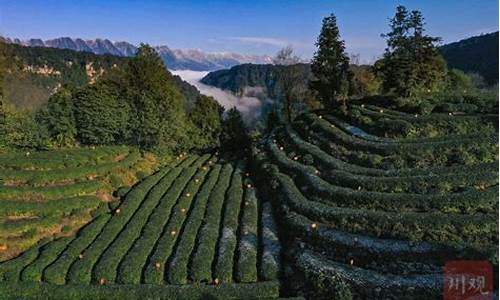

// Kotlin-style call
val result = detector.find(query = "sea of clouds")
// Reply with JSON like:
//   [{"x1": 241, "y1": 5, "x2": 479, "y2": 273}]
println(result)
[{"x1": 171, "y1": 70, "x2": 272, "y2": 125}]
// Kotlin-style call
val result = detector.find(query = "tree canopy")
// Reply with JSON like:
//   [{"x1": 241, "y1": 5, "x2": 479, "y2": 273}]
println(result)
[
  {"x1": 310, "y1": 13, "x2": 351, "y2": 108},
  {"x1": 30, "y1": 44, "x2": 224, "y2": 154},
  {"x1": 375, "y1": 5, "x2": 448, "y2": 97}
]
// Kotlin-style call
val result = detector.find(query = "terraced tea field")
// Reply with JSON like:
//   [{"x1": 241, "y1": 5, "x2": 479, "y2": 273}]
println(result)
[
  {"x1": 0, "y1": 104, "x2": 497, "y2": 299},
  {"x1": 0, "y1": 154, "x2": 282, "y2": 299},
  {"x1": 0, "y1": 146, "x2": 147, "y2": 261},
  {"x1": 255, "y1": 105, "x2": 498, "y2": 299}
]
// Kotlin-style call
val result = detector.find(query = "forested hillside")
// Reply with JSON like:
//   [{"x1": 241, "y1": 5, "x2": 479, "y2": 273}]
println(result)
[
  {"x1": 440, "y1": 31, "x2": 499, "y2": 85},
  {"x1": 201, "y1": 64, "x2": 312, "y2": 98},
  {"x1": 1, "y1": 42, "x2": 127, "y2": 110},
  {"x1": 0, "y1": 42, "x2": 202, "y2": 110}
]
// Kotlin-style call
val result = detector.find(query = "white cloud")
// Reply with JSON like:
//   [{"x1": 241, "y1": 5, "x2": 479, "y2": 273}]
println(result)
[
  {"x1": 224, "y1": 36, "x2": 289, "y2": 47},
  {"x1": 220, "y1": 36, "x2": 314, "y2": 50},
  {"x1": 171, "y1": 70, "x2": 268, "y2": 125}
]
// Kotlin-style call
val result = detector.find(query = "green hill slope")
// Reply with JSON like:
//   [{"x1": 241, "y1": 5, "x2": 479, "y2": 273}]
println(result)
[{"x1": 440, "y1": 31, "x2": 499, "y2": 85}]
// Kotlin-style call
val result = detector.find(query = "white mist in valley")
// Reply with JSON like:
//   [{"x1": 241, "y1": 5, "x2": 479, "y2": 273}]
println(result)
[{"x1": 171, "y1": 70, "x2": 271, "y2": 125}]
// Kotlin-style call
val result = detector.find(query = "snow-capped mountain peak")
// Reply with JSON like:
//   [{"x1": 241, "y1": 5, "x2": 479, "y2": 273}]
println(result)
[{"x1": 2, "y1": 36, "x2": 273, "y2": 71}]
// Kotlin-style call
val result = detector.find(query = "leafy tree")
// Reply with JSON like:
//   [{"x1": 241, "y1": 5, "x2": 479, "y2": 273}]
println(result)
[
  {"x1": 73, "y1": 81, "x2": 129, "y2": 145},
  {"x1": 274, "y1": 46, "x2": 305, "y2": 122},
  {"x1": 0, "y1": 43, "x2": 6, "y2": 142},
  {"x1": 0, "y1": 44, "x2": 50, "y2": 150},
  {"x1": 36, "y1": 88, "x2": 77, "y2": 147},
  {"x1": 447, "y1": 69, "x2": 479, "y2": 92},
  {"x1": 349, "y1": 65, "x2": 382, "y2": 97},
  {"x1": 220, "y1": 107, "x2": 251, "y2": 156},
  {"x1": 189, "y1": 95, "x2": 224, "y2": 149},
  {"x1": 124, "y1": 44, "x2": 190, "y2": 153},
  {"x1": 0, "y1": 102, "x2": 49, "y2": 149},
  {"x1": 0, "y1": 42, "x2": 5, "y2": 99},
  {"x1": 375, "y1": 5, "x2": 447, "y2": 97},
  {"x1": 273, "y1": 45, "x2": 301, "y2": 65},
  {"x1": 310, "y1": 13, "x2": 351, "y2": 108}
]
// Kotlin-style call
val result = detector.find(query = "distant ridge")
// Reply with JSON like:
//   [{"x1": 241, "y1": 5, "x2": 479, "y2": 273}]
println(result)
[
  {"x1": 1, "y1": 36, "x2": 273, "y2": 71},
  {"x1": 440, "y1": 31, "x2": 499, "y2": 85}
]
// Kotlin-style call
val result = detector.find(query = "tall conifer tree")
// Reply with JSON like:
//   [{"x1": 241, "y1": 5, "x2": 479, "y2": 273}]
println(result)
[
  {"x1": 310, "y1": 13, "x2": 350, "y2": 108},
  {"x1": 376, "y1": 5, "x2": 447, "y2": 97}
]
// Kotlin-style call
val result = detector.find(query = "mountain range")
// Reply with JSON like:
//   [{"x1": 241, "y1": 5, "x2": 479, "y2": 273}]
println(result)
[{"x1": 1, "y1": 36, "x2": 273, "y2": 71}]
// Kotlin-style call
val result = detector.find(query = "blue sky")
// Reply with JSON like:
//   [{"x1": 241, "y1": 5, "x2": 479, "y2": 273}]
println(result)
[{"x1": 1, "y1": 0, "x2": 498, "y2": 63}]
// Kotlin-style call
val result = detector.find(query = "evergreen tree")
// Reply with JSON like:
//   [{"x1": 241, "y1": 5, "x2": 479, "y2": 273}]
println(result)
[
  {"x1": 310, "y1": 13, "x2": 351, "y2": 108},
  {"x1": 376, "y1": 5, "x2": 447, "y2": 97}
]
